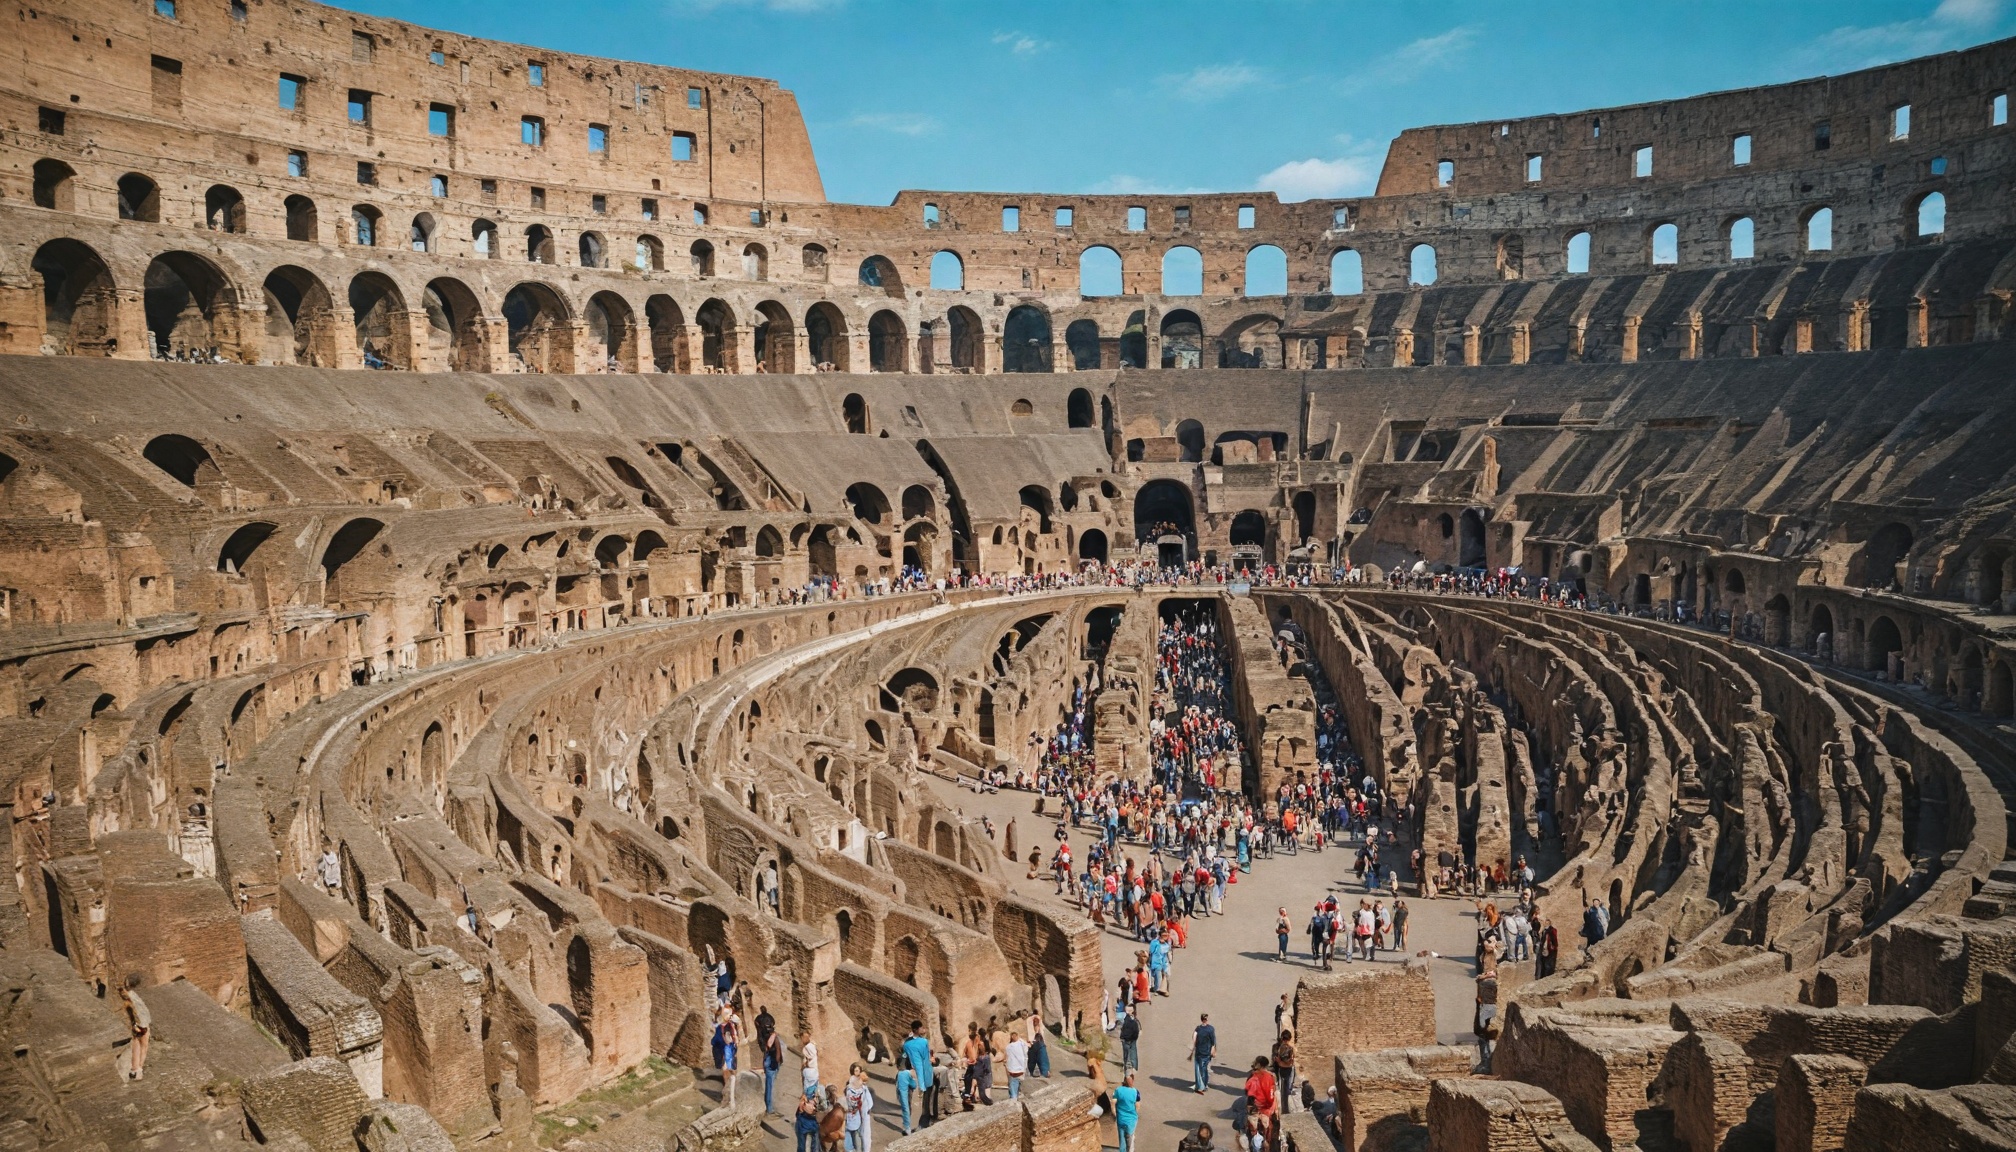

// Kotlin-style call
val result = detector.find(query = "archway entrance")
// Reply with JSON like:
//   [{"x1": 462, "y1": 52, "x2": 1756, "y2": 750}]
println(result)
[
  {"x1": 33, "y1": 240, "x2": 118, "y2": 356},
  {"x1": 1003, "y1": 305, "x2": 1052, "y2": 372},
  {"x1": 1134, "y1": 479, "x2": 1194, "y2": 567}
]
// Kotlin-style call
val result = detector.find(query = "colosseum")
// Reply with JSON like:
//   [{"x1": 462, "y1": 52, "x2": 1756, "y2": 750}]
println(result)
[{"x1": 3, "y1": 3, "x2": 2016, "y2": 1151}]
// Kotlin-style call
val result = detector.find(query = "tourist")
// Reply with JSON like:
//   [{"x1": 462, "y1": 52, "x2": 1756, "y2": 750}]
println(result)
[
  {"x1": 1025, "y1": 1008, "x2": 1051, "y2": 1078},
  {"x1": 1581, "y1": 899, "x2": 1609, "y2": 956},
  {"x1": 763, "y1": 1024, "x2": 786, "y2": 1115},
  {"x1": 1272, "y1": 1029, "x2": 1298, "y2": 1113},
  {"x1": 1536, "y1": 915, "x2": 1559, "y2": 978},
  {"x1": 1005, "y1": 1028, "x2": 1028, "y2": 1098},
  {"x1": 1119, "y1": 1003, "x2": 1141, "y2": 1071},
  {"x1": 795, "y1": 1084, "x2": 823, "y2": 1152},
  {"x1": 718, "y1": 1005, "x2": 741, "y2": 1107},
  {"x1": 800, "y1": 1030, "x2": 821, "y2": 1096},
  {"x1": 317, "y1": 843, "x2": 342, "y2": 897},
  {"x1": 1086, "y1": 1048, "x2": 1112, "y2": 1118},
  {"x1": 1190, "y1": 1012, "x2": 1216, "y2": 1094},
  {"x1": 1393, "y1": 898, "x2": 1410, "y2": 950},
  {"x1": 1178, "y1": 1122, "x2": 1219, "y2": 1152},
  {"x1": 1276, "y1": 906, "x2": 1291, "y2": 962},
  {"x1": 1243, "y1": 1056, "x2": 1278, "y2": 1149},
  {"x1": 121, "y1": 974, "x2": 150, "y2": 1081},
  {"x1": 898, "y1": 1021, "x2": 931, "y2": 1132},
  {"x1": 843, "y1": 1064, "x2": 874, "y2": 1151},
  {"x1": 1113, "y1": 1070, "x2": 1141, "y2": 1152}
]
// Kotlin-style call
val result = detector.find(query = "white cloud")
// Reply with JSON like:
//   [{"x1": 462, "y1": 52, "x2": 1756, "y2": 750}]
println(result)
[
  {"x1": 1335, "y1": 25, "x2": 1478, "y2": 95},
  {"x1": 1158, "y1": 62, "x2": 1267, "y2": 103},
  {"x1": 1800, "y1": 0, "x2": 2007, "y2": 71},
  {"x1": 842, "y1": 112, "x2": 940, "y2": 137},
  {"x1": 1254, "y1": 156, "x2": 1380, "y2": 202},
  {"x1": 991, "y1": 30, "x2": 1051, "y2": 56}
]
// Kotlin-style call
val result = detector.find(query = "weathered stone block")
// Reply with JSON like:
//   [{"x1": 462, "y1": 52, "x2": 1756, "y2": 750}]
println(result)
[
  {"x1": 1297, "y1": 958, "x2": 1438, "y2": 1069},
  {"x1": 240, "y1": 1056, "x2": 371, "y2": 1152},
  {"x1": 1775, "y1": 1054, "x2": 1864, "y2": 1152},
  {"x1": 1426, "y1": 1078, "x2": 1600, "y2": 1152},
  {"x1": 1335, "y1": 1045, "x2": 1475, "y2": 1152}
]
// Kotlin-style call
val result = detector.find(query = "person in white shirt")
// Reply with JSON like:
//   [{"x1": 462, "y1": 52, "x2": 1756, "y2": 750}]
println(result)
[
  {"x1": 800, "y1": 1031, "x2": 820, "y2": 1095},
  {"x1": 1005, "y1": 1034, "x2": 1029, "y2": 1098},
  {"x1": 317, "y1": 846, "x2": 342, "y2": 896}
]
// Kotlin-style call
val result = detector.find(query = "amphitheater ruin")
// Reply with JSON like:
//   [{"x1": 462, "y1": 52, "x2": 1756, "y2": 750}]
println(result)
[{"x1": 3, "y1": 3, "x2": 2016, "y2": 1150}]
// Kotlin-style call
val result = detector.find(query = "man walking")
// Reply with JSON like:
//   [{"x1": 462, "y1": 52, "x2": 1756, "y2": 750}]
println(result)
[
  {"x1": 1272, "y1": 1029, "x2": 1298, "y2": 1113},
  {"x1": 1119, "y1": 1003, "x2": 1141, "y2": 1071},
  {"x1": 1581, "y1": 899, "x2": 1609, "y2": 958},
  {"x1": 898, "y1": 1021, "x2": 931, "y2": 1132},
  {"x1": 1190, "y1": 1013, "x2": 1216, "y2": 1094}
]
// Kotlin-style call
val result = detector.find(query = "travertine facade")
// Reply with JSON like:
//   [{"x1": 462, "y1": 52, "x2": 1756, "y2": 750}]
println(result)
[{"x1": 5, "y1": 4, "x2": 2016, "y2": 1151}]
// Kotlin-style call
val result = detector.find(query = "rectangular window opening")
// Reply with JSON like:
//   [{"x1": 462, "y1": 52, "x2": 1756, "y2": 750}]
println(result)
[
  {"x1": 1815, "y1": 121, "x2": 1832, "y2": 151},
  {"x1": 687, "y1": 87, "x2": 703, "y2": 108},
  {"x1": 591, "y1": 194, "x2": 607, "y2": 214},
  {"x1": 480, "y1": 178, "x2": 497, "y2": 199},
  {"x1": 287, "y1": 150, "x2": 308, "y2": 178},
  {"x1": 38, "y1": 107, "x2": 65, "y2": 135},
  {"x1": 1996, "y1": 93, "x2": 2010, "y2": 127},
  {"x1": 1435, "y1": 161, "x2": 1454, "y2": 188},
  {"x1": 749, "y1": 208, "x2": 764, "y2": 226},
  {"x1": 1055, "y1": 206, "x2": 1073, "y2": 228},
  {"x1": 528, "y1": 62, "x2": 545, "y2": 87},
  {"x1": 430, "y1": 49, "x2": 445, "y2": 66},
  {"x1": 1126, "y1": 206, "x2": 1146, "y2": 231},
  {"x1": 588, "y1": 124, "x2": 609, "y2": 154},
  {"x1": 1002, "y1": 205, "x2": 1020, "y2": 232},
  {"x1": 530, "y1": 186, "x2": 546, "y2": 209},
  {"x1": 1732, "y1": 134, "x2": 1751, "y2": 166},
  {"x1": 428, "y1": 103, "x2": 453, "y2": 137},
  {"x1": 430, "y1": 175, "x2": 447, "y2": 197},
  {"x1": 348, "y1": 89, "x2": 371, "y2": 125},
  {"x1": 351, "y1": 31, "x2": 373, "y2": 62},
  {"x1": 1633, "y1": 145, "x2": 1653, "y2": 178},
  {"x1": 521, "y1": 116, "x2": 544, "y2": 147},
  {"x1": 642, "y1": 198, "x2": 658, "y2": 220},
  {"x1": 1524, "y1": 154, "x2": 1542, "y2": 183},
  {"x1": 1892, "y1": 103, "x2": 1911, "y2": 140},
  {"x1": 671, "y1": 132, "x2": 695, "y2": 162},
  {"x1": 154, "y1": 0, "x2": 176, "y2": 18},
  {"x1": 151, "y1": 55, "x2": 183, "y2": 109},
  {"x1": 356, "y1": 161, "x2": 376, "y2": 185},
  {"x1": 1333, "y1": 206, "x2": 1350, "y2": 229},
  {"x1": 279, "y1": 74, "x2": 305, "y2": 111}
]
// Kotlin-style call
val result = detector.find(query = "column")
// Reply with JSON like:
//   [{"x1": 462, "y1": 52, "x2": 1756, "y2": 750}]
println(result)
[
  {"x1": 111, "y1": 288, "x2": 150, "y2": 360},
  {"x1": 791, "y1": 330, "x2": 811, "y2": 374},
  {"x1": 846, "y1": 330, "x2": 871, "y2": 373},
  {"x1": 1461, "y1": 325, "x2": 1481, "y2": 366},
  {"x1": 1620, "y1": 315, "x2": 1642, "y2": 363},
  {"x1": 1510, "y1": 323, "x2": 1530, "y2": 365},
  {"x1": 732, "y1": 323, "x2": 756, "y2": 374},
  {"x1": 683, "y1": 324, "x2": 708, "y2": 372}
]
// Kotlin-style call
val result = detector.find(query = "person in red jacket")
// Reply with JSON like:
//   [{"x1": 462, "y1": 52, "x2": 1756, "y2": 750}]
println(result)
[{"x1": 1243, "y1": 1055, "x2": 1278, "y2": 1148}]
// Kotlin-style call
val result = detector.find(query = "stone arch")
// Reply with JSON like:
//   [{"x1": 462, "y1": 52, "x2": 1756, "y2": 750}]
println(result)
[
  {"x1": 1079, "y1": 246, "x2": 1122, "y2": 296},
  {"x1": 929, "y1": 250, "x2": 964, "y2": 291},
  {"x1": 351, "y1": 204, "x2": 384, "y2": 248},
  {"x1": 585, "y1": 291, "x2": 639, "y2": 372},
  {"x1": 1459, "y1": 509, "x2": 1486, "y2": 568},
  {"x1": 846, "y1": 483, "x2": 891, "y2": 524},
  {"x1": 859, "y1": 255, "x2": 903, "y2": 296},
  {"x1": 690, "y1": 239, "x2": 715, "y2": 278},
  {"x1": 742, "y1": 243, "x2": 768, "y2": 281},
  {"x1": 1078, "y1": 527, "x2": 1108, "y2": 564},
  {"x1": 801, "y1": 243, "x2": 829, "y2": 282},
  {"x1": 1330, "y1": 248, "x2": 1364, "y2": 294},
  {"x1": 32, "y1": 159, "x2": 77, "y2": 212},
  {"x1": 1219, "y1": 314, "x2": 1282, "y2": 368},
  {"x1": 946, "y1": 306, "x2": 982, "y2": 370},
  {"x1": 525, "y1": 224, "x2": 556, "y2": 264},
  {"x1": 1066, "y1": 320, "x2": 1101, "y2": 370},
  {"x1": 423, "y1": 277, "x2": 489, "y2": 372},
  {"x1": 645, "y1": 295, "x2": 688, "y2": 372},
  {"x1": 262, "y1": 264, "x2": 339, "y2": 366},
  {"x1": 117, "y1": 172, "x2": 161, "y2": 222},
  {"x1": 216, "y1": 521, "x2": 277, "y2": 574},
  {"x1": 1162, "y1": 246, "x2": 1203, "y2": 296},
  {"x1": 144, "y1": 434, "x2": 220, "y2": 488},
  {"x1": 320, "y1": 517, "x2": 386, "y2": 598},
  {"x1": 1987, "y1": 657, "x2": 2014, "y2": 718},
  {"x1": 1859, "y1": 523, "x2": 1913, "y2": 589},
  {"x1": 752, "y1": 300, "x2": 795, "y2": 372},
  {"x1": 1068, "y1": 388, "x2": 1094, "y2": 428},
  {"x1": 348, "y1": 271, "x2": 409, "y2": 369},
  {"x1": 471, "y1": 218, "x2": 500, "y2": 259},
  {"x1": 1134, "y1": 478, "x2": 1195, "y2": 565},
  {"x1": 204, "y1": 185, "x2": 247, "y2": 233},
  {"x1": 696, "y1": 298, "x2": 737, "y2": 371},
  {"x1": 635, "y1": 234, "x2": 664, "y2": 271},
  {"x1": 32, "y1": 239, "x2": 118, "y2": 357},
  {"x1": 144, "y1": 251, "x2": 238, "y2": 360},
  {"x1": 1243, "y1": 244, "x2": 1287, "y2": 296},
  {"x1": 285, "y1": 195, "x2": 319, "y2": 243},
  {"x1": 869, "y1": 310, "x2": 907, "y2": 372},
  {"x1": 578, "y1": 231, "x2": 607, "y2": 269},
  {"x1": 502, "y1": 281, "x2": 574, "y2": 373},
  {"x1": 843, "y1": 393, "x2": 870, "y2": 434},
  {"x1": 902, "y1": 485, "x2": 935, "y2": 521},
  {"x1": 805, "y1": 301, "x2": 848, "y2": 370},
  {"x1": 1230, "y1": 509, "x2": 1268, "y2": 548},
  {"x1": 1159, "y1": 309, "x2": 1203, "y2": 369},
  {"x1": 1003, "y1": 305, "x2": 1052, "y2": 372},
  {"x1": 409, "y1": 211, "x2": 437, "y2": 253},
  {"x1": 1867, "y1": 615, "x2": 1903, "y2": 671}
]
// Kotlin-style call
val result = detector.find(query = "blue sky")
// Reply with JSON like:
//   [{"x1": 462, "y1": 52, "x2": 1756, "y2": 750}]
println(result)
[{"x1": 349, "y1": 0, "x2": 2016, "y2": 205}]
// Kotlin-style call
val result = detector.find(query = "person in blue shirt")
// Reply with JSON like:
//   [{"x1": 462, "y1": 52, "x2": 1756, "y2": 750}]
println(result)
[
  {"x1": 1148, "y1": 933, "x2": 1171, "y2": 995},
  {"x1": 898, "y1": 1020, "x2": 933, "y2": 1133},
  {"x1": 1190, "y1": 1013, "x2": 1216, "y2": 1094},
  {"x1": 1113, "y1": 1069, "x2": 1141, "y2": 1152}
]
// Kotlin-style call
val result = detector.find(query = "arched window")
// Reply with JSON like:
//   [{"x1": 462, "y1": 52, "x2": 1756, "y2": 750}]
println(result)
[
  {"x1": 117, "y1": 173, "x2": 160, "y2": 222},
  {"x1": 1650, "y1": 222, "x2": 1678, "y2": 266},
  {"x1": 1066, "y1": 320, "x2": 1101, "y2": 369},
  {"x1": 1917, "y1": 191, "x2": 1946, "y2": 238},
  {"x1": 1079, "y1": 246, "x2": 1122, "y2": 296},
  {"x1": 1408, "y1": 244, "x2": 1437, "y2": 287},
  {"x1": 691, "y1": 239, "x2": 715, "y2": 277},
  {"x1": 929, "y1": 250, "x2": 963, "y2": 290},
  {"x1": 285, "y1": 195, "x2": 318, "y2": 243},
  {"x1": 742, "y1": 243, "x2": 768, "y2": 281},
  {"x1": 578, "y1": 231, "x2": 605, "y2": 268},
  {"x1": 1329, "y1": 249, "x2": 1363, "y2": 295},
  {"x1": 636, "y1": 235, "x2": 664, "y2": 270},
  {"x1": 1727, "y1": 216, "x2": 1754, "y2": 261},
  {"x1": 204, "y1": 185, "x2": 246, "y2": 233},
  {"x1": 1805, "y1": 207, "x2": 1834, "y2": 252},
  {"x1": 1244, "y1": 245, "x2": 1287, "y2": 296},
  {"x1": 1162, "y1": 246, "x2": 1202, "y2": 295},
  {"x1": 32, "y1": 159, "x2": 76, "y2": 212},
  {"x1": 802, "y1": 243, "x2": 829, "y2": 282},
  {"x1": 471, "y1": 219, "x2": 498, "y2": 259},
  {"x1": 410, "y1": 212, "x2": 436, "y2": 253},
  {"x1": 351, "y1": 205, "x2": 381, "y2": 247},
  {"x1": 1566, "y1": 230, "x2": 1591, "y2": 274},
  {"x1": 525, "y1": 224, "x2": 555, "y2": 263}
]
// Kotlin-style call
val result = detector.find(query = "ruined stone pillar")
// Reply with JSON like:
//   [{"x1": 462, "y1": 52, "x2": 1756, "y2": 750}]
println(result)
[
  {"x1": 846, "y1": 330, "x2": 871, "y2": 373},
  {"x1": 0, "y1": 281, "x2": 42, "y2": 356},
  {"x1": 982, "y1": 333, "x2": 1004, "y2": 373},
  {"x1": 1844, "y1": 300, "x2": 1870, "y2": 351},
  {"x1": 1568, "y1": 320, "x2": 1586, "y2": 362},
  {"x1": 390, "y1": 309, "x2": 427, "y2": 371},
  {"x1": 111, "y1": 288, "x2": 150, "y2": 360},
  {"x1": 1906, "y1": 298, "x2": 1928, "y2": 347},
  {"x1": 1793, "y1": 316, "x2": 1814, "y2": 354},
  {"x1": 555, "y1": 320, "x2": 589, "y2": 374},
  {"x1": 733, "y1": 323, "x2": 758, "y2": 374},
  {"x1": 327, "y1": 306, "x2": 363, "y2": 370},
  {"x1": 1391, "y1": 327, "x2": 1414, "y2": 366},
  {"x1": 1620, "y1": 315, "x2": 1642, "y2": 362},
  {"x1": 1462, "y1": 325, "x2": 1481, "y2": 366},
  {"x1": 683, "y1": 324, "x2": 709, "y2": 370},
  {"x1": 1510, "y1": 322, "x2": 1530, "y2": 365},
  {"x1": 472, "y1": 316, "x2": 509, "y2": 373},
  {"x1": 790, "y1": 329, "x2": 810, "y2": 373},
  {"x1": 1682, "y1": 313, "x2": 1702, "y2": 359}
]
